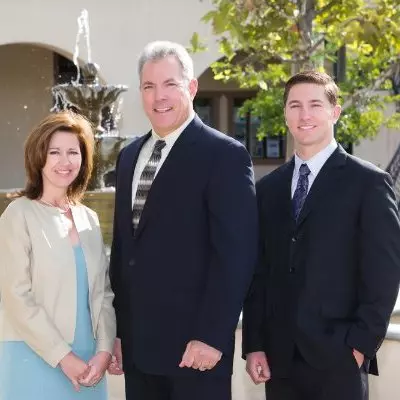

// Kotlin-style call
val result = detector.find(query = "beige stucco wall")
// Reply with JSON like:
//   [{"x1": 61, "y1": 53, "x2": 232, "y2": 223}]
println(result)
[
  {"x1": 354, "y1": 101, "x2": 400, "y2": 170},
  {"x1": 0, "y1": 0, "x2": 219, "y2": 137},
  {"x1": 0, "y1": 44, "x2": 53, "y2": 189},
  {"x1": 253, "y1": 165, "x2": 280, "y2": 180},
  {"x1": 0, "y1": 0, "x2": 221, "y2": 189},
  {"x1": 0, "y1": 0, "x2": 398, "y2": 190}
]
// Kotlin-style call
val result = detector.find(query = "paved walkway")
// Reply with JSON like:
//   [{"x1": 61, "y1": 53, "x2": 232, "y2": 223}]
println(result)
[{"x1": 108, "y1": 374, "x2": 125, "y2": 400}]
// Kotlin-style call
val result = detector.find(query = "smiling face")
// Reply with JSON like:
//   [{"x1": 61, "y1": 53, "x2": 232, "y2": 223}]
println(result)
[
  {"x1": 41, "y1": 130, "x2": 82, "y2": 194},
  {"x1": 140, "y1": 55, "x2": 198, "y2": 137},
  {"x1": 284, "y1": 83, "x2": 341, "y2": 157}
]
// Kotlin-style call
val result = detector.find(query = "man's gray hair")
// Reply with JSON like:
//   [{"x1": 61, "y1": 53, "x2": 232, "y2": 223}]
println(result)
[{"x1": 138, "y1": 41, "x2": 194, "y2": 81}]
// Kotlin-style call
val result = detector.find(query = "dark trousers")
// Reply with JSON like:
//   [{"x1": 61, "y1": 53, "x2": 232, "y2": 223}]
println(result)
[
  {"x1": 124, "y1": 365, "x2": 231, "y2": 400},
  {"x1": 266, "y1": 349, "x2": 369, "y2": 400}
]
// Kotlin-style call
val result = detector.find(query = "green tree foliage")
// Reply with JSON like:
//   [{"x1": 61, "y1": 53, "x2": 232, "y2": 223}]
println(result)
[{"x1": 191, "y1": 0, "x2": 400, "y2": 144}]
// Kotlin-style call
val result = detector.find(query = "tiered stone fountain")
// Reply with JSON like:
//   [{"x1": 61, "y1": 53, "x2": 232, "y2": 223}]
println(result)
[
  {"x1": 51, "y1": 62, "x2": 128, "y2": 190},
  {"x1": 49, "y1": 9, "x2": 129, "y2": 245},
  {"x1": 51, "y1": 8, "x2": 128, "y2": 190}
]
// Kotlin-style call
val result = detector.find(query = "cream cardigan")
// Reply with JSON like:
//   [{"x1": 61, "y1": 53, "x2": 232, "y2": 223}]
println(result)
[{"x1": 0, "y1": 196, "x2": 116, "y2": 367}]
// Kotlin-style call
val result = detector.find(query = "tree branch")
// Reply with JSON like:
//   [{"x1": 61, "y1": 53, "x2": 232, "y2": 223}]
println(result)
[
  {"x1": 236, "y1": 52, "x2": 311, "y2": 68},
  {"x1": 306, "y1": 36, "x2": 326, "y2": 56},
  {"x1": 315, "y1": 0, "x2": 341, "y2": 16},
  {"x1": 296, "y1": 0, "x2": 316, "y2": 49},
  {"x1": 267, "y1": 2, "x2": 295, "y2": 20},
  {"x1": 342, "y1": 56, "x2": 400, "y2": 110}
]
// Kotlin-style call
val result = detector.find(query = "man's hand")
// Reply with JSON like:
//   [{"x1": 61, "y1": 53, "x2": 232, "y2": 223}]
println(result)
[
  {"x1": 107, "y1": 338, "x2": 124, "y2": 375},
  {"x1": 179, "y1": 340, "x2": 222, "y2": 371},
  {"x1": 246, "y1": 351, "x2": 271, "y2": 384},
  {"x1": 59, "y1": 352, "x2": 90, "y2": 391},
  {"x1": 353, "y1": 348, "x2": 364, "y2": 368},
  {"x1": 79, "y1": 351, "x2": 111, "y2": 387}
]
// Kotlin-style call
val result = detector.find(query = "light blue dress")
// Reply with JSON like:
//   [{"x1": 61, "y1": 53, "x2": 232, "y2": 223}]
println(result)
[{"x1": 0, "y1": 245, "x2": 107, "y2": 400}]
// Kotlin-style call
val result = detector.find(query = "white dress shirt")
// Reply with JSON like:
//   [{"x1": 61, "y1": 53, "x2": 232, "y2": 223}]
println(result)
[
  {"x1": 132, "y1": 110, "x2": 195, "y2": 207},
  {"x1": 291, "y1": 139, "x2": 338, "y2": 198}
]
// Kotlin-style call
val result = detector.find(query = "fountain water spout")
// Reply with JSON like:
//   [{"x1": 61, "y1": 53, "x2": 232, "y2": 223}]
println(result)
[{"x1": 51, "y1": 9, "x2": 129, "y2": 190}]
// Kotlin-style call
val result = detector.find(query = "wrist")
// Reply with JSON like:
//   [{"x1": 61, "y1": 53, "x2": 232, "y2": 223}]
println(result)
[{"x1": 58, "y1": 351, "x2": 74, "y2": 368}]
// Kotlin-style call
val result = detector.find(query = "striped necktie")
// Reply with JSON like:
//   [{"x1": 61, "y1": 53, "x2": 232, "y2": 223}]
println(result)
[{"x1": 132, "y1": 139, "x2": 166, "y2": 229}]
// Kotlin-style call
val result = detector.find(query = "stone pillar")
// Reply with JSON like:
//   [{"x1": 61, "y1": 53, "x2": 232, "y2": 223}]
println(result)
[{"x1": 219, "y1": 94, "x2": 229, "y2": 133}]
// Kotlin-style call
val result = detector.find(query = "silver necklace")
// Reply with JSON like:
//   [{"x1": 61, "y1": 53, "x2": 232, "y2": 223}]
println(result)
[{"x1": 39, "y1": 198, "x2": 71, "y2": 214}]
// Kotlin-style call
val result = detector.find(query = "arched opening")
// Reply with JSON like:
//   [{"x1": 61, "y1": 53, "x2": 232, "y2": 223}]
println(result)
[{"x1": 0, "y1": 42, "x2": 105, "y2": 190}]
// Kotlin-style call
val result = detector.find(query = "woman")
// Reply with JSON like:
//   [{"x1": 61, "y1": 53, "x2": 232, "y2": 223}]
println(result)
[{"x1": 0, "y1": 111, "x2": 116, "y2": 399}]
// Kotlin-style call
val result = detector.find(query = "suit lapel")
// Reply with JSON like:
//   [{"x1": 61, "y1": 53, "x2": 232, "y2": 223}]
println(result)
[
  {"x1": 296, "y1": 145, "x2": 347, "y2": 227},
  {"x1": 134, "y1": 116, "x2": 201, "y2": 239},
  {"x1": 119, "y1": 132, "x2": 151, "y2": 236},
  {"x1": 279, "y1": 158, "x2": 296, "y2": 220}
]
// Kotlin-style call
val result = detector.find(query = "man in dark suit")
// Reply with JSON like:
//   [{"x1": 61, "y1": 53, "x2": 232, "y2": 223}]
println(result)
[
  {"x1": 242, "y1": 70, "x2": 400, "y2": 400},
  {"x1": 108, "y1": 41, "x2": 258, "y2": 400}
]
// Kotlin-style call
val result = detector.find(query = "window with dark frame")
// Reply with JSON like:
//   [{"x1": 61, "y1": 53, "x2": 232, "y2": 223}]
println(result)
[
  {"x1": 194, "y1": 97, "x2": 215, "y2": 128},
  {"x1": 232, "y1": 98, "x2": 285, "y2": 160}
]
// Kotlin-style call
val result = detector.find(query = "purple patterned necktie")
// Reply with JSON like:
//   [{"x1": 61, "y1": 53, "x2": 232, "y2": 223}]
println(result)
[
  {"x1": 132, "y1": 140, "x2": 166, "y2": 229},
  {"x1": 292, "y1": 163, "x2": 311, "y2": 220}
]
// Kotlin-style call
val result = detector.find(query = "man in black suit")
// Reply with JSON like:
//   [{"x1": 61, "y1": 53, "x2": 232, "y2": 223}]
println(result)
[
  {"x1": 108, "y1": 41, "x2": 258, "y2": 400},
  {"x1": 242, "y1": 70, "x2": 400, "y2": 400}
]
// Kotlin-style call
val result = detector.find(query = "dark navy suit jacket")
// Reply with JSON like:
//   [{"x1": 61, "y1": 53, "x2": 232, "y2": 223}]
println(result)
[
  {"x1": 243, "y1": 146, "x2": 400, "y2": 377},
  {"x1": 110, "y1": 115, "x2": 258, "y2": 377}
]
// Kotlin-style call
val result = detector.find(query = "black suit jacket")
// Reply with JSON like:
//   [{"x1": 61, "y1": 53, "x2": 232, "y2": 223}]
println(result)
[
  {"x1": 110, "y1": 116, "x2": 258, "y2": 377},
  {"x1": 243, "y1": 146, "x2": 400, "y2": 378}
]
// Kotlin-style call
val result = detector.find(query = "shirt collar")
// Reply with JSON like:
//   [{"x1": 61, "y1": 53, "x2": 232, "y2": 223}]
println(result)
[
  {"x1": 151, "y1": 109, "x2": 195, "y2": 147},
  {"x1": 294, "y1": 139, "x2": 338, "y2": 177}
]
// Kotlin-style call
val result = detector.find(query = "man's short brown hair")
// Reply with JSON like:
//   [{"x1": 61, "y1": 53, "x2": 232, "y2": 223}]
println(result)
[
  {"x1": 20, "y1": 111, "x2": 94, "y2": 202},
  {"x1": 283, "y1": 70, "x2": 339, "y2": 106}
]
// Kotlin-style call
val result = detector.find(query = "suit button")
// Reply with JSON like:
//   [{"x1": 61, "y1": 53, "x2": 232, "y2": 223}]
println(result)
[
  {"x1": 128, "y1": 259, "x2": 136, "y2": 266},
  {"x1": 291, "y1": 237, "x2": 297, "y2": 243},
  {"x1": 289, "y1": 267, "x2": 295, "y2": 273}
]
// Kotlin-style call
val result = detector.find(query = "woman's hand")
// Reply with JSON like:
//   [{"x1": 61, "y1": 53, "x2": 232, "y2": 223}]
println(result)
[
  {"x1": 59, "y1": 352, "x2": 90, "y2": 391},
  {"x1": 79, "y1": 351, "x2": 112, "y2": 387}
]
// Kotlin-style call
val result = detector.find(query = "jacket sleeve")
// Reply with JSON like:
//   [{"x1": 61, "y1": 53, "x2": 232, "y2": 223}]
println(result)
[
  {"x1": 346, "y1": 171, "x2": 400, "y2": 358},
  {"x1": 242, "y1": 181, "x2": 267, "y2": 357},
  {"x1": 191, "y1": 142, "x2": 258, "y2": 354},
  {"x1": 0, "y1": 203, "x2": 71, "y2": 367},
  {"x1": 95, "y1": 244, "x2": 117, "y2": 354},
  {"x1": 109, "y1": 149, "x2": 124, "y2": 338}
]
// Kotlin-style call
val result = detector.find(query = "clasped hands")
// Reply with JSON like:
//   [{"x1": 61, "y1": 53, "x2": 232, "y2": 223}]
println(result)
[
  {"x1": 59, "y1": 351, "x2": 111, "y2": 391},
  {"x1": 179, "y1": 340, "x2": 222, "y2": 371}
]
